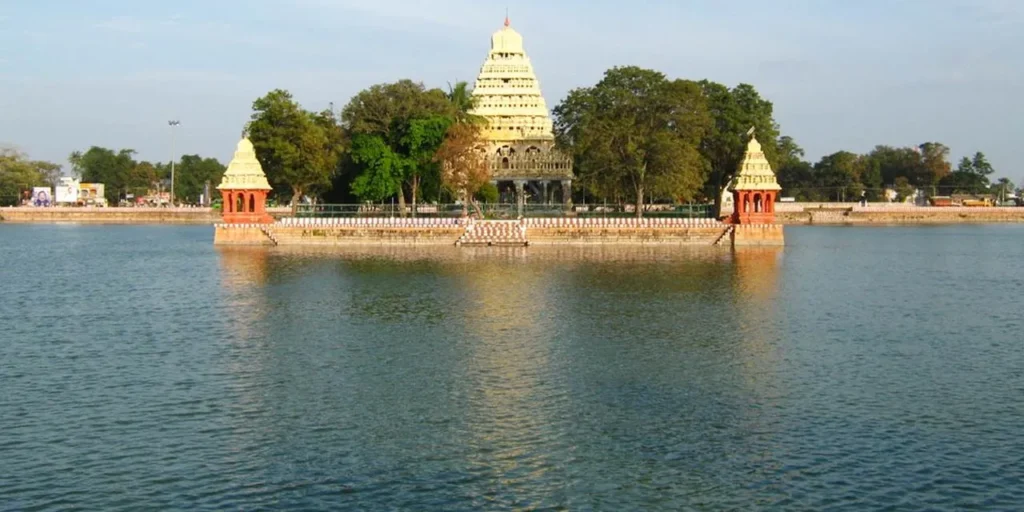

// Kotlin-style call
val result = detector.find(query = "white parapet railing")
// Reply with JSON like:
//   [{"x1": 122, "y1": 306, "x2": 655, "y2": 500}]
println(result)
[
  {"x1": 3, "y1": 205, "x2": 215, "y2": 212},
  {"x1": 523, "y1": 217, "x2": 726, "y2": 228},
  {"x1": 276, "y1": 217, "x2": 466, "y2": 228}
]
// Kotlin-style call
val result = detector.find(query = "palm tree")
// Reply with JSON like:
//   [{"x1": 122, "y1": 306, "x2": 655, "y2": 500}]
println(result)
[{"x1": 447, "y1": 81, "x2": 485, "y2": 124}]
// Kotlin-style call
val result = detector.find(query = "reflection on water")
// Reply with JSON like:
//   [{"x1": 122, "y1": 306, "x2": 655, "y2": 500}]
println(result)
[
  {"x1": 218, "y1": 247, "x2": 272, "y2": 290},
  {"x1": 731, "y1": 247, "x2": 785, "y2": 380},
  {"x1": 4, "y1": 224, "x2": 1024, "y2": 510}
]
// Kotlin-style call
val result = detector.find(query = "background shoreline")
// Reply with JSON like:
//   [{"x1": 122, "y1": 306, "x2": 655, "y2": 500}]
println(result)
[{"x1": 4, "y1": 205, "x2": 1024, "y2": 225}]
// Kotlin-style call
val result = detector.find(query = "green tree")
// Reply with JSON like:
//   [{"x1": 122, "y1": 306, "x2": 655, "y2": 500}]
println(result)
[
  {"x1": 171, "y1": 156, "x2": 225, "y2": 204},
  {"x1": 125, "y1": 161, "x2": 158, "y2": 198},
  {"x1": 991, "y1": 177, "x2": 1013, "y2": 201},
  {"x1": 814, "y1": 151, "x2": 860, "y2": 201},
  {"x1": 349, "y1": 134, "x2": 405, "y2": 202},
  {"x1": 776, "y1": 136, "x2": 804, "y2": 169},
  {"x1": 914, "y1": 142, "x2": 951, "y2": 190},
  {"x1": 68, "y1": 147, "x2": 137, "y2": 204},
  {"x1": 447, "y1": 81, "x2": 485, "y2": 124},
  {"x1": 0, "y1": 150, "x2": 61, "y2": 205},
  {"x1": 341, "y1": 80, "x2": 455, "y2": 210},
  {"x1": 698, "y1": 81, "x2": 780, "y2": 215},
  {"x1": 939, "y1": 168, "x2": 988, "y2": 195},
  {"x1": 776, "y1": 160, "x2": 819, "y2": 201},
  {"x1": 553, "y1": 66, "x2": 710, "y2": 217},
  {"x1": 865, "y1": 145, "x2": 921, "y2": 186},
  {"x1": 475, "y1": 182, "x2": 499, "y2": 203},
  {"x1": 400, "y1": 115, "x2": 452, "y2": 211},
  {"x1": 774, "y1": 136, "x2": 822, "y2": 200},
  {"x1": 971, "y1": 151, "x2": 994, "y2": 176},
  {"x1": 857, "y1": 154, "x2": 883, "y2": 200},
  {"x1": 894, "y1": 176, "x2": 915, "y2": 202},
  {"x1": 247, "y1": 89, "x2": 342, "y2": 206},
  {"x1": 956, "y1": 156, "x2": 975, "y2": 175}
]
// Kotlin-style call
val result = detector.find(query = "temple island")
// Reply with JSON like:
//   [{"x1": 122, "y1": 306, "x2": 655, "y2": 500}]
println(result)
[{"x1": 214, "y1": 18, "x2": 784, "y2": 248}]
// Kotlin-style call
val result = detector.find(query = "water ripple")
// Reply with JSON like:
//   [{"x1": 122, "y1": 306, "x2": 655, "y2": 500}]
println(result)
[{"x1": 1, "y1": 225, "x2": 1023, "y2": 510}]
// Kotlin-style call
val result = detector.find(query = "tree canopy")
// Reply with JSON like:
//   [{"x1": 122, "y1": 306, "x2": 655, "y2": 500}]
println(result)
[
  {"x1": 169, "y1": 155, "x2": 226, "y2": 204},
  {"x1": 65, "y1": 146, "x2": 225, "y2": 205},
  {"x1": 776, "y1": 144, "x2": 1003, "y2": 201},
  {"x1": 340, "y1": 80, "x2": 457, "y2": 211},
  {"x1": 435, "y1": 122, "x2": 490, "y2": 216},
  {"x1": 0, "y1": 150, "x2": 61, "y2": 206},
  {"x1": 69, "y1": 147, "x2": 140, "y2": 204},
  {"x1": 247, "y1": 89, "x2": 343, "y2": 206},
  {"x1": 553, "y1": 66, "x2": 710, "y2": 216},
  {"x1": 33, "y1": 67, "x2": 1018, "y2": 211},
  {"x1": 698, "y1": 81, "x2": 780, "y2": 214}
]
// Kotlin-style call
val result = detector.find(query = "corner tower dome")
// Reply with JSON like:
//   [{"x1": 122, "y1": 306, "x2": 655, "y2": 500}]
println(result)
[
  {"x1": 217, "y1": 138, "x2": 272, "y2": 191},
  {"x1": 470, "y1": 16, "x2": 555, "y2": 145},
  {"x1": 732, "y1": 136, "x2": 781, "y2": 191}
]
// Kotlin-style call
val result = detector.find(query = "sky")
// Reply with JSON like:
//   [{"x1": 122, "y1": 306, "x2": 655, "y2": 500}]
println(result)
[{"x1": 1, "y1": 0, "x2": 1022, "y2": 181}]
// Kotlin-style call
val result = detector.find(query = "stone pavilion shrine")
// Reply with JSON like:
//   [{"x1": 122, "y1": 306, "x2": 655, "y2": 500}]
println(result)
[
  {"x1": 470, "y1": 16, "x2": 574, "y2": 210},
  {"x1": 730, "y1": 133, "x2": 782, "y2": 225},
  {"x1": 217, "y1": 137, "x2": 274, "y2": 224}
]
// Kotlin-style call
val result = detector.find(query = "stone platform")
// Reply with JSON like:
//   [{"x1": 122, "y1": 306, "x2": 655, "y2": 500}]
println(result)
[{"x1": 213, "y1": 217, "x2": 775, "y2": 248}]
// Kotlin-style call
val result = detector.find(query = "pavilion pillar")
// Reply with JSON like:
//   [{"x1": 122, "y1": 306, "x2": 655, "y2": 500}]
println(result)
[
  {"x1": 514, "y1": 180, "x2": 526, "y2": 217},
  {"x1": 542, "y1": 181, "x2": 549, "y2": 205},
  {"x1": 561, "y1": 180, "x2": 573, "y2": 210}
]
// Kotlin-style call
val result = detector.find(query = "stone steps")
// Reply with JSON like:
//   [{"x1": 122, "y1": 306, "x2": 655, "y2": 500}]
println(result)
[
  {"x1": 260, "y1": 225, "x2": 279, "y2": 245},
  {"x1": 712, "y1": 225, "x2": 734, "y2": 246},
  {"x1": 456, "y1": 220, "x2": 528, "y2": 246}
]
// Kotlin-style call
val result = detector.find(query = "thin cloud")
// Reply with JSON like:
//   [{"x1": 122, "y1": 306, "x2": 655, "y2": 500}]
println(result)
[
  {"x1": 94, "y1": 15, "x2": 146, "y2": 33},
  {"x1": 90, "y1": 14, "x2": 283, "y2": 50}
]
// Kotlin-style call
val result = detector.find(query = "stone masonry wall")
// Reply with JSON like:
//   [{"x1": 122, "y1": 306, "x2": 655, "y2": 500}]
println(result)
[
  {"x1": 775, "y1": 207, "x2": 1024, "y2": 225},
  {"x1": 214, "y1": 225, "x2": 275, "y2": 246},
  {"x1": 272, "y1": 227, "x2": 464, "y2": 246},
  {"x1": 1, "y1": 206, "x2": 292, "y2": 224},
  {"x1": 731, "y1": 225, "x2": 785, "y2": 246},
  {"x1": 528, "y1": 227, "x2": 728, "y2": 245}
]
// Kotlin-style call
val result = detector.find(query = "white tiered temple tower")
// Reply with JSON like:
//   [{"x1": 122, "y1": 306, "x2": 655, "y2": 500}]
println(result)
[
  {"x1": 471, "y1": 16, "x2": 555, "y2": 144},
  {"x1": 470, "y1": 16, "x2": 573, "y2": 211}
]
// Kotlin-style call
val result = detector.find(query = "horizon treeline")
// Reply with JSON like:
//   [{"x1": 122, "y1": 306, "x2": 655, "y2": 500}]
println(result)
[{"x1": 2, "y1": 66, "x2": 1013, "y2": 209}]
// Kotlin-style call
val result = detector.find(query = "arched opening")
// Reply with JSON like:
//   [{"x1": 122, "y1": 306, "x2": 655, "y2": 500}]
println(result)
[
  {"x1": 249, "y1": 193, "x2": 256, "y2": 213},
  {"x1": 236, "y1": 194, "x2": 245, "y2": 214},
  {"x1": 226, "y1": 193, "x2": 233, "y2": 213},
  {"x1": 501, "y1": 157, "x2": 510, "y2": 170},
  {"x1": 754, "y1": 193, "x2": 763, "y2": 213},
  {"x1": 743, "y1": 193, "x2": 750, "y2": 213}
]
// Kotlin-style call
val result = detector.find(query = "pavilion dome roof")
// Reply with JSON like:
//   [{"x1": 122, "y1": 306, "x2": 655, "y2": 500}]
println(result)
[
  {"x1": 731, "y1": 136, "x2": 781, "y2": 191},
  {"x1": 217, "y1": 138, "x2": 272, "y2": 191}
]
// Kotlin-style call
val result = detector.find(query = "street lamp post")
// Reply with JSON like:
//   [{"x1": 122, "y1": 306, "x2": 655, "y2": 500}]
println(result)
[{"x1": 168, "y1": 120, "x2": 180, "y2": 206}]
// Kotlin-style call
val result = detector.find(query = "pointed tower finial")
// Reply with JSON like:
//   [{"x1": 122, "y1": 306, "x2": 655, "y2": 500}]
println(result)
[{"x1": 504, "y1": 8, "x2": 510, "y2": 27}]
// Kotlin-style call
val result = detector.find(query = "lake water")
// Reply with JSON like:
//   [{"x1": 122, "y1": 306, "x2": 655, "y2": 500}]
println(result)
[{"x1": 2, "y1": 224, "x2": 1023, "y2": 510}]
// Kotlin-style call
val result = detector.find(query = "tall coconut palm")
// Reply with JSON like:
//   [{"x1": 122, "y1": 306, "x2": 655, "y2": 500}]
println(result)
[{"x1": 447, "y1": 81, "x2": 486, "y2": 124}]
